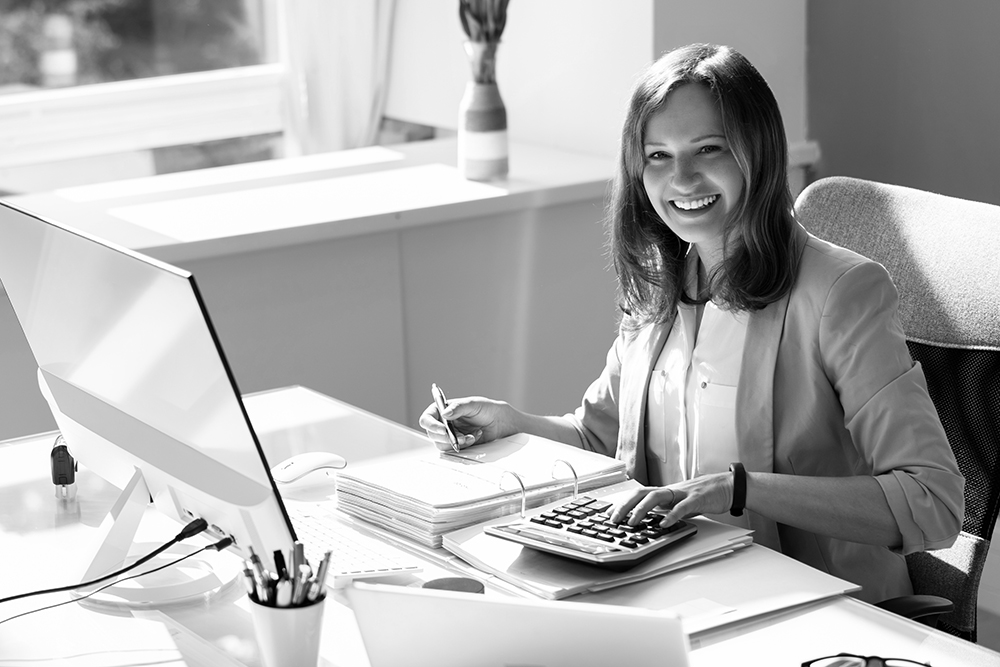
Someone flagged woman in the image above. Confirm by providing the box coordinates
[420,43,963,603]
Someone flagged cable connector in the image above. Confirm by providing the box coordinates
[176,518,209,541]
[211,537,234,551]
[50,435,77,501]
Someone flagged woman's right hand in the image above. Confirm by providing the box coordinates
[418,395,519,452]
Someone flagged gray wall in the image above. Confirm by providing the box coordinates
[807,0,1000,206]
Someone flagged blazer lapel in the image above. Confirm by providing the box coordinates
[736,225,808,549]
[617,319,672,485]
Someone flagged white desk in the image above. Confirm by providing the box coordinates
[2,387,998,667]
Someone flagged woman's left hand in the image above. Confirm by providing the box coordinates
[609,471,735,527]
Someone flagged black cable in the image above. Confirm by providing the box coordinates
[0,518,209,606]
[0,536,233,626]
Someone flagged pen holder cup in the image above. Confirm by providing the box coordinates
[250,595,326,667]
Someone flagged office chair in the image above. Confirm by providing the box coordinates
[794,176,1000,643]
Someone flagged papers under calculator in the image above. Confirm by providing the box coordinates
[443,479,754,600]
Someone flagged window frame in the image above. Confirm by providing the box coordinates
[0,63,287,170]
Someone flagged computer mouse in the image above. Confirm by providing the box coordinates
[270,451,348,484]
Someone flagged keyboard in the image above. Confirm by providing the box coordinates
[484,495,697,570]
[288,505,423,587]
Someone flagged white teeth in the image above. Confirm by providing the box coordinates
[672,195,718,211]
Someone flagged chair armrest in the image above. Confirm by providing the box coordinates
[875,594,954,625]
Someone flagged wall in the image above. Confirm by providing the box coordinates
[653,0,807,148]
[807,0,1000,618]
[385,0,810,179]
[807,0,1000,206]
[385,0,654,160]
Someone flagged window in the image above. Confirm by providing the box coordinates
[0,0,284,193]
[0,0,420,196]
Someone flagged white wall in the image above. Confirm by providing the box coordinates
[385,0,808,161]
[385,0,655,160]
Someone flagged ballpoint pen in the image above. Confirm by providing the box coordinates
[431,383,461,453]
[309,550,332,602]
[247,547,272,603]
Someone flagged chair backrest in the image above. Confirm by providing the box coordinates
[794,176,1000,642]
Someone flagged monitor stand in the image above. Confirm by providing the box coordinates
[74,468,241,611]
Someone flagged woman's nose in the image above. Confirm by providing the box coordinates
[671,156,700,190]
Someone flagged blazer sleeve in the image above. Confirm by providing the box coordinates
[819,261,965,554]
[562,331,624,459]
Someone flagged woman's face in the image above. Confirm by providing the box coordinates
[641,83,745,257]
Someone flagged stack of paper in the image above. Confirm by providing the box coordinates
[335,433,627,548]
[442,479,754,599]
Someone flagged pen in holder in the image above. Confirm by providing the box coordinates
[552,459,579,499]
[499,470,527,518]
[244,543,329,667]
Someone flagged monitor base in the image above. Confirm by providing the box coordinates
[75,542,241,612]
[73,466,242,612]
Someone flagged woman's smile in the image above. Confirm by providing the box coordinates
[670,194,720,212]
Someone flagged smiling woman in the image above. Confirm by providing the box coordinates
[418,43,964,608]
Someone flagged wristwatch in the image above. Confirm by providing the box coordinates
[729,462,746,517]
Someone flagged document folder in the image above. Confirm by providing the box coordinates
[335,433,627,547]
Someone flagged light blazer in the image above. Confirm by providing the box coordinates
[565,224,965,602]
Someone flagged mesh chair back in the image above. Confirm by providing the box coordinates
[795,176,1000,642]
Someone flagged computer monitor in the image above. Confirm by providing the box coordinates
[0,199,296,603]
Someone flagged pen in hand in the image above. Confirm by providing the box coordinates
[431,383,461,453]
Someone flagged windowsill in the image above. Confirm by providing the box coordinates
[5,138,615,263]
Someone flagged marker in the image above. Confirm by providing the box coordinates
[241,566,258,602]
[276,579,293,607]
[273,549,288,580]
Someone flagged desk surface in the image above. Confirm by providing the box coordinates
[1,387,998,667]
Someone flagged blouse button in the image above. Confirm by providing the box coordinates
[700,381,708,388]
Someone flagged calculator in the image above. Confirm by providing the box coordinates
[484,495,697,570]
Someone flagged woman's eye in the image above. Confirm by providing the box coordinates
[646,151,670,161]
[699,145,723,154]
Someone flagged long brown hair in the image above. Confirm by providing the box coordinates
[609,43,798,330]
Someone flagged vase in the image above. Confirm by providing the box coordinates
[458,40,508,181]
